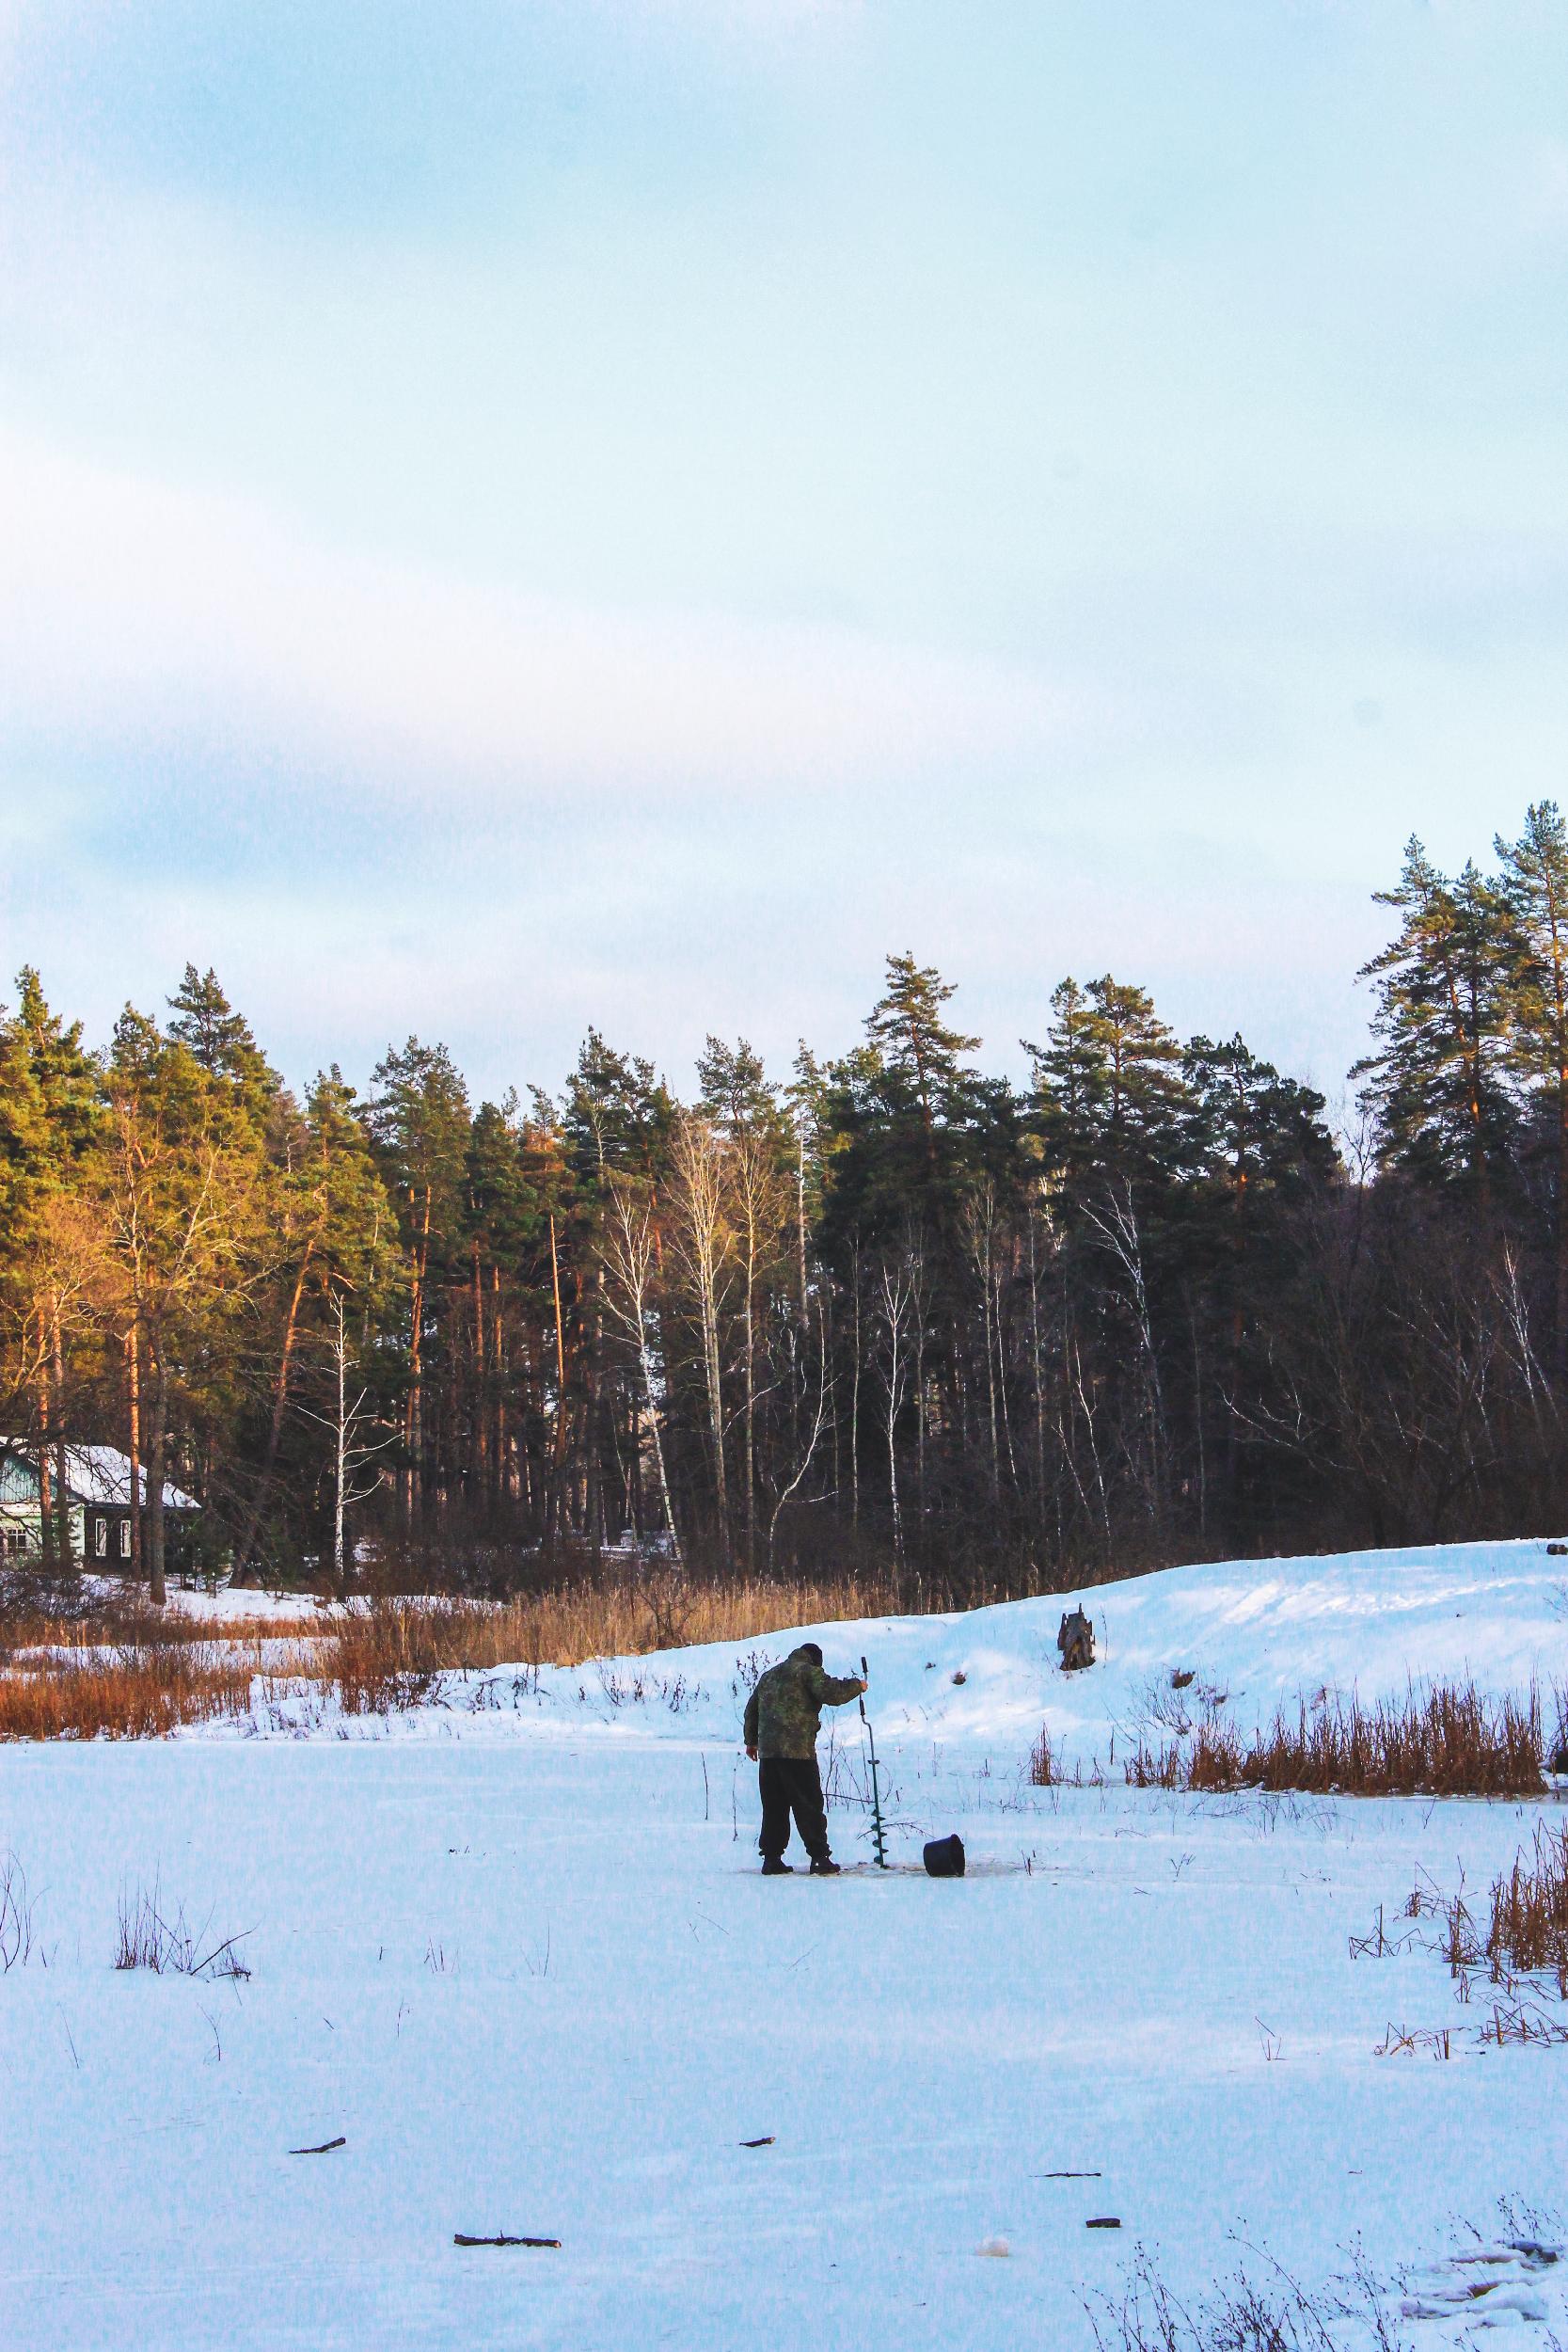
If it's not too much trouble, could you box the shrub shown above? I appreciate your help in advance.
[325,1601,452,1713]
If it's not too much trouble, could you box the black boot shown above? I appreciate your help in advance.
[809,1856,842,1875]
[761,1856,793,1875]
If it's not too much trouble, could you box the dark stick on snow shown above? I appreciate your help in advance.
[1085,2217,1122,2230]
[288,2137,346,2156]
[453,2233,561,2249]
[741,2136,775,2148]
[1037,2169,1101,2179]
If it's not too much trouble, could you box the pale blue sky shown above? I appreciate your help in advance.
[4,1,1567,1107]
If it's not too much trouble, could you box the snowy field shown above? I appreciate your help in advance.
[3,1538,1566,2349]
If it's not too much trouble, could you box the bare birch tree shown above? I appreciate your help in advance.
[666,1113,736,1556]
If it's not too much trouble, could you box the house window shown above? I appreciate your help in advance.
[119,1519,132,1561]
[95,1518,108,1559]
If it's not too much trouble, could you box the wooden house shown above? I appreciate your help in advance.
[0,1443,199,1571]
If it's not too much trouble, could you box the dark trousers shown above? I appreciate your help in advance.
[758,1756,830,1863]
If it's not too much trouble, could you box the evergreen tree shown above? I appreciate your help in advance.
[232,1070,400,1577]
[99,1012,269,1599]
[367,1041,471,1519]
[1355,841,1517,1200]
[1028,975,1189,1195]
[562,1030,671,1184]
[462,1096,545,1517]
[696,1036,782,1140]
[166,965,279,1124]
[0,971,103,1559]
[865,952,979,1147]
[1497,801,1568,1369]
[1183,1035,1337,1199]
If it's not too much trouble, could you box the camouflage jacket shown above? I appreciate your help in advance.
[743,1646,863,1760]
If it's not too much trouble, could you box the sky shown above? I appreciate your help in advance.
[3,1,1567,1114]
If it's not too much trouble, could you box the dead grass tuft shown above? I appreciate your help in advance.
[115,1878,251,1979]
[0,1852,39,1971]
[1124,1683,1543,1800]
[1086,2243,1405,2352]
[1486,1820,1568,1994]
[0,1645,257,1740]
[325,1575,903,1708]
[0,1571,904,1736]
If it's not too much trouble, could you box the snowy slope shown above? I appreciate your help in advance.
[2,1537,1566,2351]
[234,1533,1566,1774]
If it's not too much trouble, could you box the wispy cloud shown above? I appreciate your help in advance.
[3,427,1085,808]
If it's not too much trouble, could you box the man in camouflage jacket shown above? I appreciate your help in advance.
[742,1642,866,1875]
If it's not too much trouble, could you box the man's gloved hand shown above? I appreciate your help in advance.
[746,1743,758,1760]
[856,1677,868,1695]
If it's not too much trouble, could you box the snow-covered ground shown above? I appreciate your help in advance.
[3,1537,1566,2349]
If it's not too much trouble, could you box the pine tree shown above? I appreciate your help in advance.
[232,1069,399,1577]
[562,1031,671,1184]
[462,1096,543,1515]
[0,971,103,1560]
[1497,800,1568,1369]
[865,953,980,1149]
[1183,1035,1336,1199]
[367,1041,471,1520]
[1022,978,1101,1182]
[1355,840,1517,1200]
[166,966,279,1126]
[1027,974,1189,1195]
[100,1012,268,1599]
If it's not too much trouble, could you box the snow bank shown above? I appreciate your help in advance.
[243,1534,1565,1765]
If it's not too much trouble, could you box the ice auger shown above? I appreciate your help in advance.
[858,1654,889,1869]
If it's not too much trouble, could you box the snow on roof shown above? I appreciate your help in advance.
[67,1446,198,1513]
[0,1441,198,1513]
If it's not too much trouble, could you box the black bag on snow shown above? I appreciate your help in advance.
[923,1834,966,1878]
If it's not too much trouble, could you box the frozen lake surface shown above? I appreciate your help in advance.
[2,1536,1565,2348]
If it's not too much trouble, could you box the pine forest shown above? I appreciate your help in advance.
[8,807,1568,1605]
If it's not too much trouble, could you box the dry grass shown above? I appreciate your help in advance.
[6,1606,295,1657]
[115,1878,251,1979]
[1086,2243,1405,2352]
[0,1645,258,1740]
[1122,1682,1544,1800]
[0,1852,38,1971]
[0,1571,901,1736]
[325,1573,898,1696]
[1487,1820,1568,1994]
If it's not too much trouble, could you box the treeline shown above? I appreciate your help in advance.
[7,803,1568,1602]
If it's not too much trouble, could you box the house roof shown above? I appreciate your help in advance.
[0,1443,198,1514]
